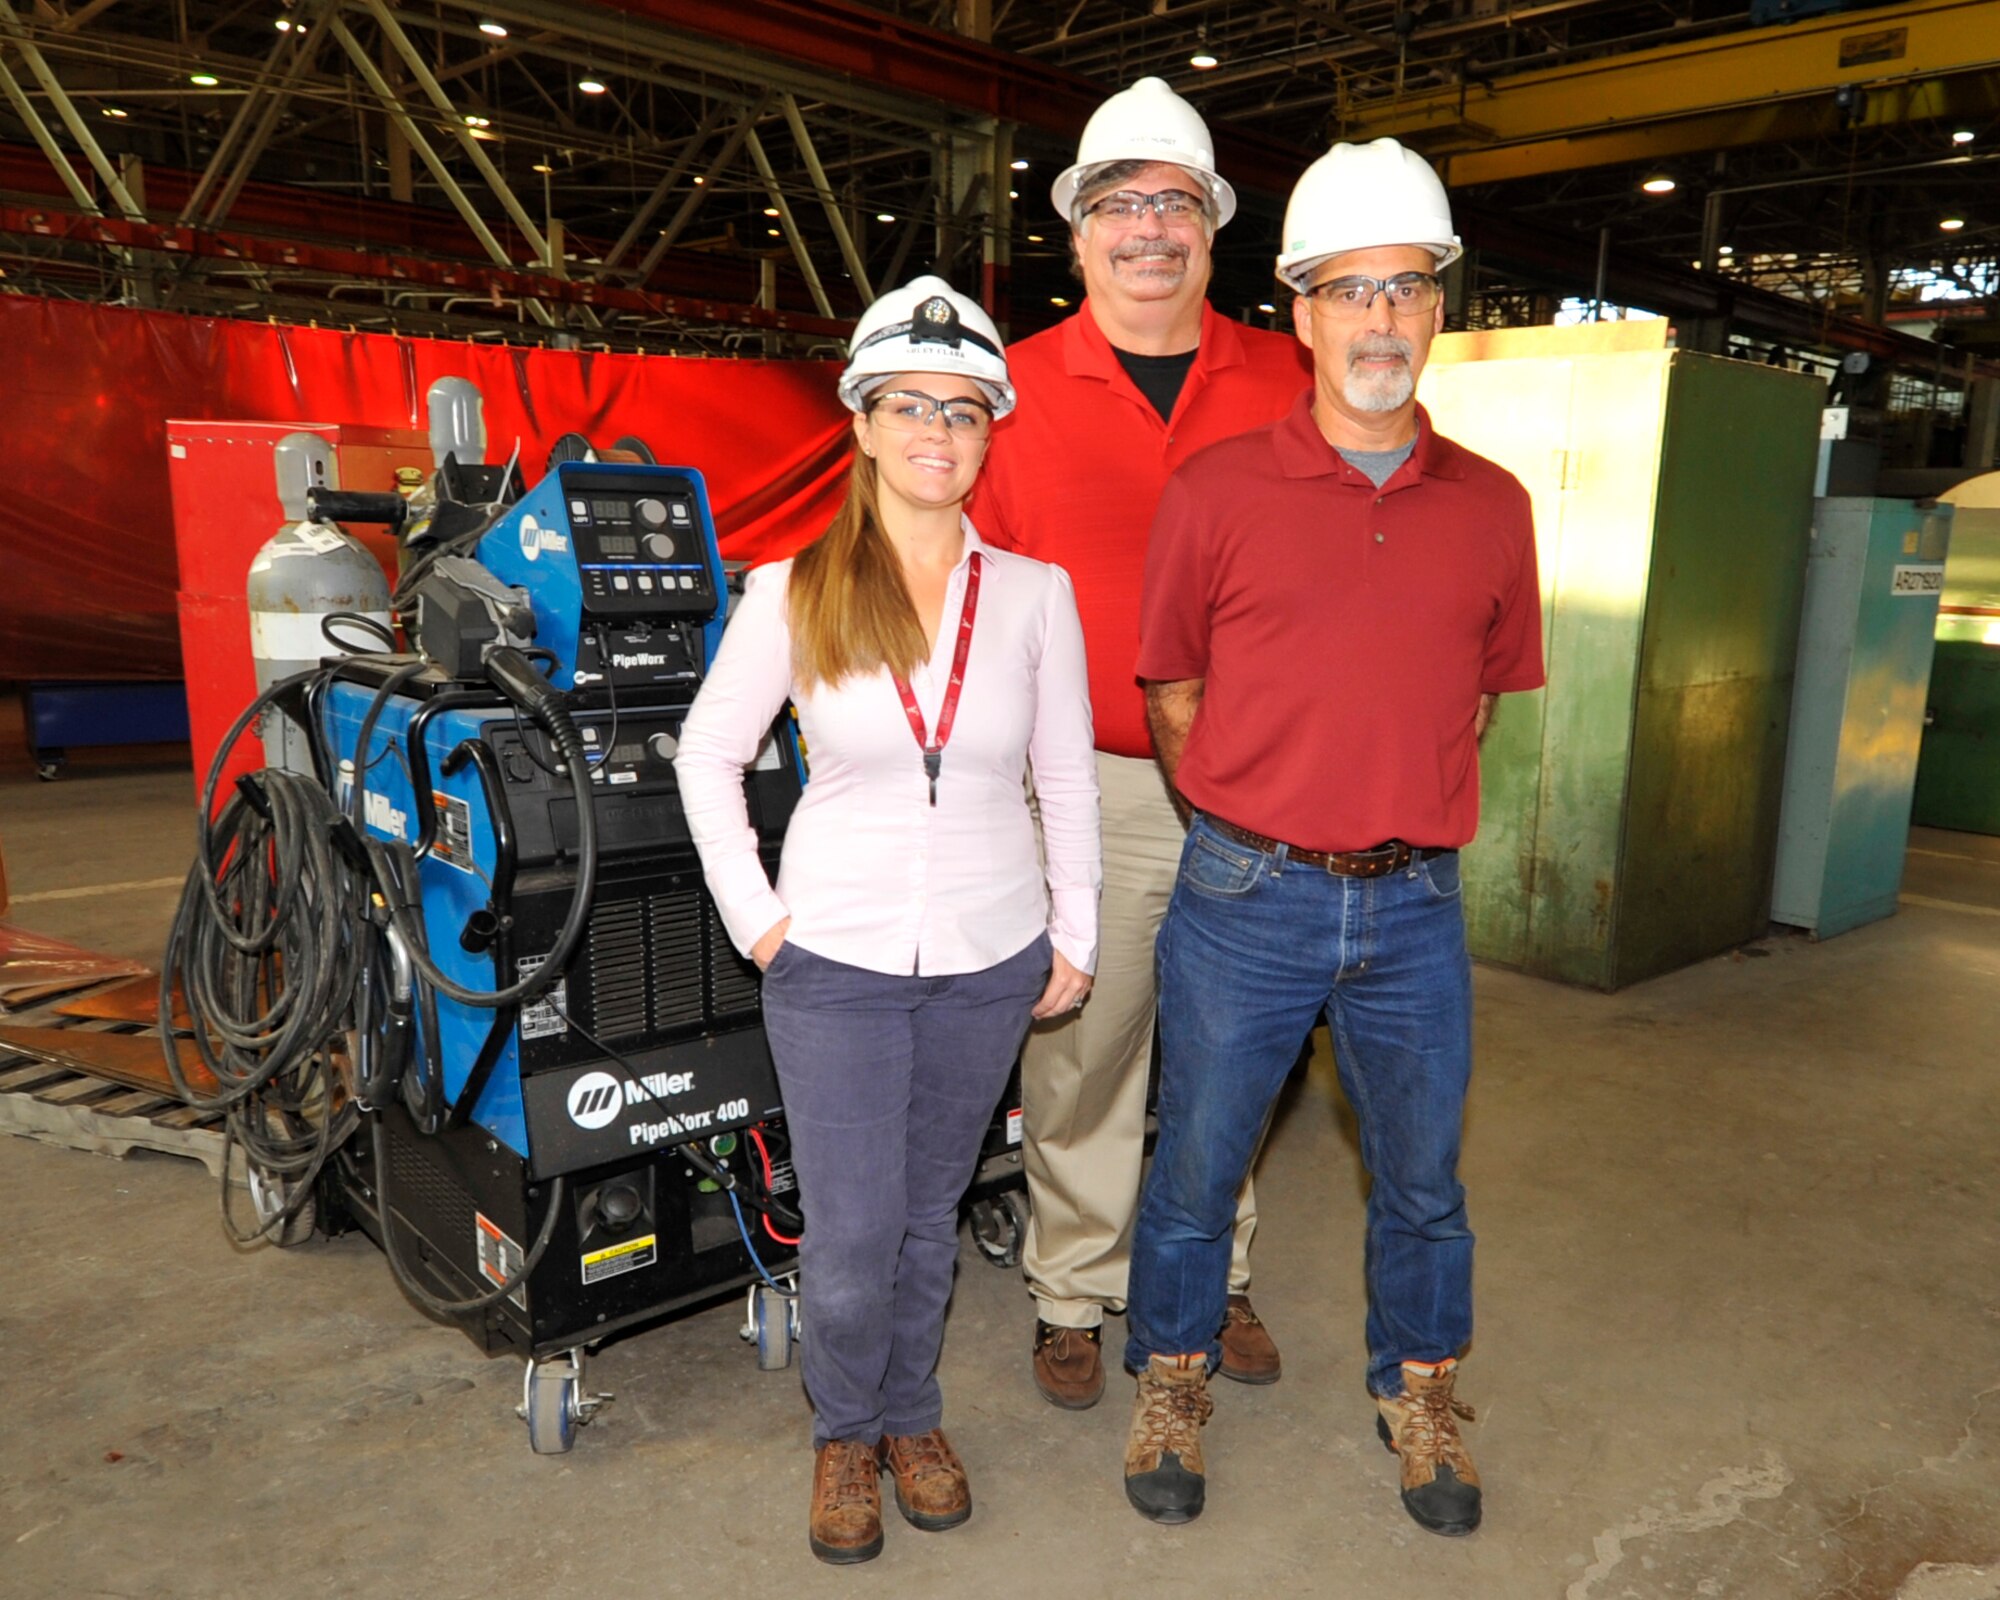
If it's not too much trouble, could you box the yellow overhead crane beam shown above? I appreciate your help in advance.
[1333,0,2000,186]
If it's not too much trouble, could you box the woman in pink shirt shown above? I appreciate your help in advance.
[675,277,1101,1566]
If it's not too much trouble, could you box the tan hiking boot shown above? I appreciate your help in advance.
[1216,1293,1282,1385]
[809,1438,884,1564]
[877,1427,972,1531]
[1124,1354,1214,1524]
[1034,1319,1106,1409]
[1374,1358,1481,1536]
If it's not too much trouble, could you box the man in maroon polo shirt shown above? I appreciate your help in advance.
[974,77,1310,1412]
[1118,139,1544,1535]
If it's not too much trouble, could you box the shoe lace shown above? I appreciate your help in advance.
[1224,1300,1263,1330]
[1136,1371,1213,1458]
[1401,1382,1477,1472]
[885,1430,952,1481]
[1039,1324,1100,1358]
[822,1443,878,1510]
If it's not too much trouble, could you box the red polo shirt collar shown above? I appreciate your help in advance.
[1271,393,1468,486]
[1060,298,1249,424]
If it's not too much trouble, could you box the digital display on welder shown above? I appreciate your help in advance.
[611,743,644,765]
[567,469,716,620]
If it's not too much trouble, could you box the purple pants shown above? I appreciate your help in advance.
[760,933,1050,1447]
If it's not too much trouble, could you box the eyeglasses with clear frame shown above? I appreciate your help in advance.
[1081,188,1210,226]
[1303,272,1443,319]
[868,389,994,437]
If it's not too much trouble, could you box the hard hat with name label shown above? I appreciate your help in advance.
[1275,138,1462,292]
[837,275,1015,418]
[1050,76,1237,229]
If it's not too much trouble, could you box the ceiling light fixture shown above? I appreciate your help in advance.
[102,106,129,118]
[463,114,491,128]
[1719,243,1734,255]
[1257,301,1275,313]
[693,176,704,185]
[1026,233,1044,243]
[1951,128,1975,145]
[1050,295,1070,307]
[275,17,291,29]
[533,161,554,174]
[767,227,781,237]
[190,72,220,86]
[1189,25,1218,70]
[762,206,780,217]
[478,18,509,37]
[577,75,607,95]
[875,211,894,223]
[1940,217,1966,231]
[1641,174,1676,195]
[1010,158,1029,171]
[1008,189,1019,200]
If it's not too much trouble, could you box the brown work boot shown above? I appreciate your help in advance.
[808,1438,884,1564]
[1033,1319,1106,1409]
[1375,1358,1482,1537]
[1123,1354,1214,1524]
[1216,1293,1282,1385]
[877,1427,972,1531]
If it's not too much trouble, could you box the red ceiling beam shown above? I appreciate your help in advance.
[0,202,854,338]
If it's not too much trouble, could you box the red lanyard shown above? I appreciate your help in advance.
[890,551,982,807]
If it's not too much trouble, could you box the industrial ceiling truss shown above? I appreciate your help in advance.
[0,0,1993,381]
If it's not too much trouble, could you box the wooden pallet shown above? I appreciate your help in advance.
[0,1031,226,1175]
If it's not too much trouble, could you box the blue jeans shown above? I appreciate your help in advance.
[1125,816,1474,1400]
[760,933,1049,1448]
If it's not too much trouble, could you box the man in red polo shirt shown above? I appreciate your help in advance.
[973,76,1311,1412]
[1120,139,1544,1535]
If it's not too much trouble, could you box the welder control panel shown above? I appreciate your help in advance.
[563,475,716,618]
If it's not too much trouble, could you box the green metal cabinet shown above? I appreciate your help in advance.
[1421,335,1824,989]
[1771,499,1951,937]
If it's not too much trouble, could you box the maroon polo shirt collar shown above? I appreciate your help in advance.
[1272,392,1467,484]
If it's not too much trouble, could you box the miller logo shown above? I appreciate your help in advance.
[566,1070,623,1130]
[910,294,963,348]
[518,514,571,563]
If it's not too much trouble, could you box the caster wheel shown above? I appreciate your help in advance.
[34,758,63,782]
[525,1360,579,1455]
[969,1190,1028,1269]
[754,1284,794,1371]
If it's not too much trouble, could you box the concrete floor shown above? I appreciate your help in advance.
[2,759,1997,1600]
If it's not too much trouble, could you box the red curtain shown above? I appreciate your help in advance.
[0,297,850,681]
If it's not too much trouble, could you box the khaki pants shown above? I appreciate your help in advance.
[1022,750,1257,1328]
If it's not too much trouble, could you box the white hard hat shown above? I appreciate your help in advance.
[1050,76,1237,229]
[837,275,1015,418]
[1275,138,1462,292]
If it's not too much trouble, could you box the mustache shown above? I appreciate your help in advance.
[1348,334,1414,367]
[1111,238,1189,265]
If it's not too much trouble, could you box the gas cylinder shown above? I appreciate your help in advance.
[247,433,393,773]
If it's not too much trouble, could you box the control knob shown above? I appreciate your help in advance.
[643,531,676,560]
[646,731,680,762]
[634,496,669,528]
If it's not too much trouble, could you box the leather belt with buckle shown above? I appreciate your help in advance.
[1204,814,1449,879]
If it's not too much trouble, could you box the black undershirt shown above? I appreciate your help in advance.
[1113,345,1198,422]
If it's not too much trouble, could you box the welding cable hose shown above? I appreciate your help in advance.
[355,646,598,1010]
[161,669,373,1241]
[368,1114,567,1317]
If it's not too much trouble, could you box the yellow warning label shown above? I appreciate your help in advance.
[581,1233,658,1285]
